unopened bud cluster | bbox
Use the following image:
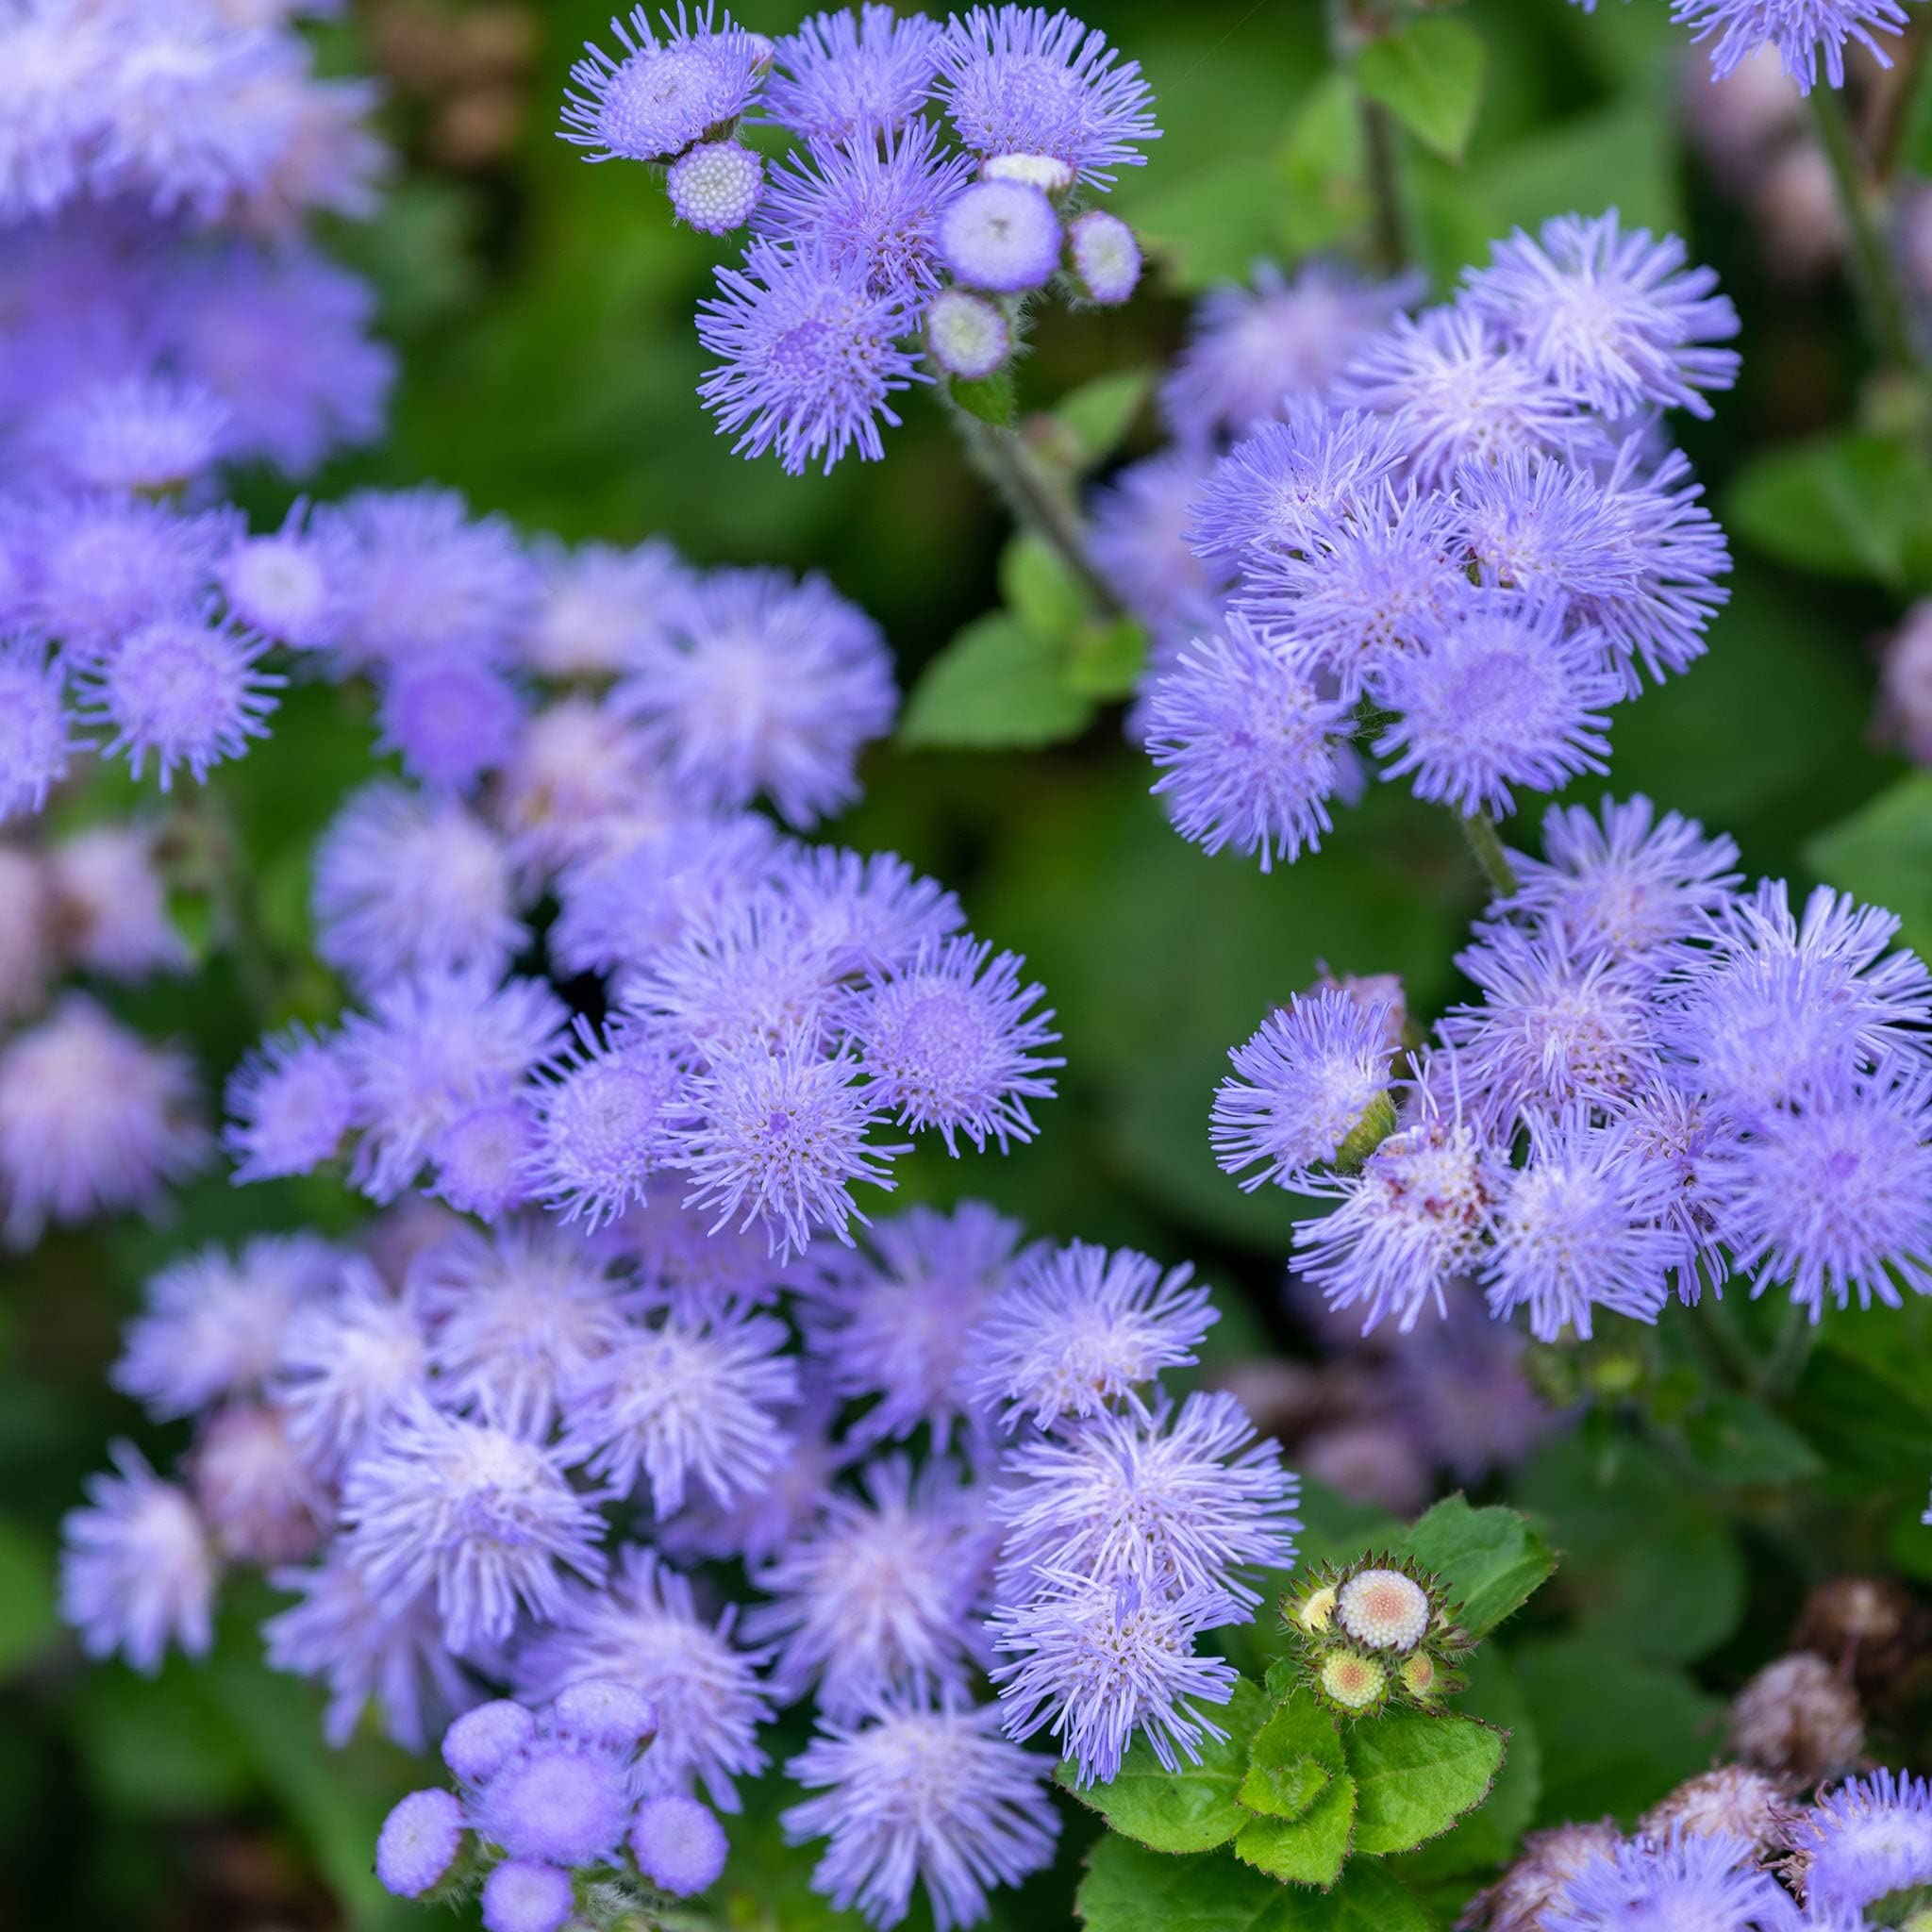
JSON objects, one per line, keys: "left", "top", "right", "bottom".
{"left": 1277, "top": 1554, "right": 1471, "bottom": 1718}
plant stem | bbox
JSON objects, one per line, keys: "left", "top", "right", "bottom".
{"left": 956, "top": 414, "right": 1126, "bottom": 618}
{"left": 1755, "top": 1298, "right": 1818, "bottom": 1404}
{"left": 1807, "top": 84, "right": 1921, "bottom": 375}
{"left": 1358, "top": 93, "right": 1412, "bottom": 275}
{"left": 1457, "top": 810, "right": 1519, "bottom": 898}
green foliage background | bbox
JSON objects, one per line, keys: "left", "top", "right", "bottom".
{"left": 6, "top": 2, "right": 1932, "bottom": 1926}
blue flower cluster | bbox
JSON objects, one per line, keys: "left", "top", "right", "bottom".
{"left": 60, "top": 1197, "right": 1295, "bottom": 1930}
{"left": 1125, "top": 213, "right": 1736, "bottom": 861}
{"left": 560, "top": 5, "right": 1158, "bottom": 471}
{"left": 1572, "top": 0, "right": 1914, "bottom": 93}
{"left": 0, "top": 0, "right": 394, "bottom": 815}
{"left": 1216, "top": 793, "right": 1932, "bottom": 1343}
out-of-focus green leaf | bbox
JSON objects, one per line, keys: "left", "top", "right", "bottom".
{"left": 1807, "top": 773, "right": 1932, "bottom": 963}
{"left": 899, "top": 614, "right": 1094, "bottom": 749}
{"left": 72, "top": 1663, "right": 258, "bottom": 1820}
{"left": 1682, "top": 1394, "right": 1824, "bottom": 1486}
{"left": 1513, "top": 1641, "right": 1723, "bottom": 1825}
{"left": 1054, "top": 370, "right": 1155, "bottom": 470}
{"left": 1356, "top": 19, "right": 1489, "bottom": 162}
{"left": 1342, "top": 1708, "right": 1505, "bottom": 1855}
{"left": 1279, "top": 73, "right": 1372, "bottom": 257}
{"left": 951, "top": 369, "right": 1019, "bottom": 426}
{"left": 1066, "top": 617, "right": 1149, "bottom": 698}
{"left": 0, "top": 1518, "right": 58, "bottom": 1674}
{"left": 1002, "top": 533, "right": 1089, "bottom": 644}
{"left": 1727, "top": 432, "right": 1932, "bottom": 588}
{"left": 1795, "top": 1343, "right": 1932, "bottom": 1484}
{"left": 1055, "top": 1675, "right": 1270, "bottom": 1852}
{"left": 1397, "top": 1496, "right": 1556, "bottom": 1639}
{"left": 1474, "top": 99, "right": 1680, "bottom": 240}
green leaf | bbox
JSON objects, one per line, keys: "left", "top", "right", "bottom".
{"left": 1233, "top": 1772, "right": 1357, "bottom": 1887}
{"left": 1794, "top": 1342, "right": 1932, "bottom": 1485}
{"left": 1342, "top": 1709, "right": 1505, "bottom": 1856}
{"left": 1397, "top": 1495, "right": 1556, "bottom": 1639}
{"left": 1682, "top": 1393, "right": 1824, "bottom": 1486}
{"left": 950, "top": 368, "right": 1018, "bottom": 426}
{"left": 1807, "top": 773, "right": 1932, "bottom": 967}
{"left": 1513, "top": 1640, "right": 1724, "bottom": 1825}
{"left": 1054, "top": 369, "right": 1155, "bottom": 470}
{"left": 1355, "top": 18, "right": 1488, "bottom": 162}
{"left": 1077, "top": 1835, "right": 1428, "bottom": 1932}
{"left": 1727, "top": 432, "right": 1932, "bottom": 588}
{"left": 1472, "top": 99, "right": 1680, "bottom": 245}
{"left": 1000, "top": 534, "right": 1089, "bottom": 645}
{"left": 899, "top": 614, "right": 1094, "bottom": 751}
{"left": 1240, "top": 1690, "right": 1347, "bottom": 1823}
{"left": 0, "top": 1519, "right": 58, "bottom": 1674}
{"left": 1394, "top": 1648, "right": 1541, "bottom": 1880}
{"left": 1066, "top": 617, "right": 1149, "bottom": 699}
{"left": 1056, "top": 1676, "right": 1270, "bottom": 1853}
{"left": 1278, "top": 74, "right": 1370, "bottom": 256}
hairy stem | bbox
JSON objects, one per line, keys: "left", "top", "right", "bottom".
{"left": 1358, "top": 93, "right": 1412, "bottom": 275}
{"left": 956, "top": 414, "right": 1126, "bottom": 618}
{"left": 1808, "top": 85, "right": 1921, "bottom": 375}
{"left": 1457, "top": 810, "right": 1520, "bottom": 899}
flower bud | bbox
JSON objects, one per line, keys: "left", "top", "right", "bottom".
{"left": 1730, "top": 1651, "right": 1864, "bottom": 1784}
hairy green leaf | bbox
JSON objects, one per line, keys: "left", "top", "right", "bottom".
{"left": 1398, "top": 1495, "right": 1556, "bottom": 1638}
{"left": 1342, "top": 1709, "right": 1505, "bottom": 1855}
{"left": 1233, "top": 1771, "right": 1356, "bottom": 1886}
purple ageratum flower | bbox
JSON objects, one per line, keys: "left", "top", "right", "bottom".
{"left": 936, "top": 178, "right": 1061, "bottom": 292}
{"left": 615, "top": 566, "right": 896, "bottom": 826}
{"left": 1335, "top": 303, "right": 1601, "bottom": 487}
{"left": 1544, "top": 1826, "right": 1794, "bottom": 1932}
{"left": 1144, "top": 616, "right": 1353, "bottom": 870}
{"left": 216, "top": 501, "right": 348, "bottom": 651}
{"left": 0, "top": 995, "right": 208, "bottom": 1247}
{"left": 1188, "top": 397, "right": 1411, "bottom": 570}
{"left": 667, "top": 138, "right": 764, "bottom": 233}
{"left": 630, "top": 1794, "right": 729, "bottom": 1897}
{"left": 1456, "top": 450, "right": 1641, "bottom": 606}
{"left": 1212, "top": 987, "right": 1400, "bottom": 1193}
{"left": 375, "top": 652, "right": 529, "bottom": 794}
{"left": 1069, "top": 208, "right": 1141, "bottom": 303}
{"left": 601, "top": 1197, "right": 793, "bottom": 1319}
{"left": 312, "top": 781, "right": 525, "bottom": 993}
{"left": 658, "top": 1389, "right": 847, "bottom": 1567}
{"left": 1672, "top": 0, "right": 1910, "bottom": 92}
{"left": 312, "top": 488, "right": 538, "bottom": 675}
{"left": 696, "top": 242, "right": 928, "bottom": 475}
{"left": 76, "top": 605, "right": 282, "bottom": 791}
{"left": 264, "top": 1547, "right": 481, "bottom": 1750}
{"left": 1160, "top": 258, "right": 1421, "bottom": 446}
{"left": 766, "top": 7, "right": 943, "bottom": 148}
{"left": 1573, "top": 442, "right": 1732, "bottom": 693}
{"left": 479, "top": 1860, "right": 574, "bottom": 1932}
{"left": 515, "top": 1545, "right": 774, "bottom": 1810}
{"left": 562, "top": 1305, "right": 798, "bottom": 1517}
{"left": 48, "top": 824, "right": 190, "bottom": 981}
{"left": 1371, "top": 591, "right": 1620, "bottom": 819}
{"left": 757, "top": 121, "right": 974, "bottom": 298}
{"left": 781, "top": 1696, "right": 1060, "bottom": 1932}
{"left": 443, "top": 1699, "right": 538, "bottom": 1783}
{"left": 375, "top": 1787, "right": 466, "bottom": 1900}
{"left": 1087, "top": 447, "right": 1228, "bottom": 632}
{"left": 969, "top": 1239, "right": 1219, "bottom": 1432}
{"left": 683, "top": 1035, "right": 900, "bottom": 1259}
{"left": 800, "top": 1200, "right": 1027, "bottom": 1449}
{"left": 41, "top": 375, "right": 232, "bottom": 494}
{"left": 1239, "top": 482, "right": 1467, "bottom": 697}
{"left": 492, "top": 699, "right": 673, "bottom": 881}
{"left": 341, "top": 1403, "right": 608, "bottom": 1655}
{"left": 524, "top": 1016, "right": 693, "bottom": 1229}
{"left": 550, "top": 812, "right": 784, "bottom": 986}
{"left": 336, "top": 966, "right": 568, "bottom": 1203}
{"left": 189, "top": 1402, "right": 323, "bottom": 1567}
{"left": 935, "top": 7, "right": 1158, "bottom": 188}
{"left": 560, "top": 4, "right": 768, "bottom": 164}
{"left": 849, "top": 937, "right": 1063, "bottom": 1155}
{"left": 112, "top": 1233, "right": 339, "bottom": 1422}
{"left": 0, "top": 3, "right": 115, "bottom": 220}
{"left": 24, "top": 491, "right": 238, "bottom": 656}
{"left": 1500, "top": 793, "right": 1742, "bottom": 967}
{"left": 164, "top": 242, "right": 394, "bottom": 475}
{"left": 1705, "top": 1065, "right": 1932, "bottom": 1316}
{"left": 1295, "top": 1095, "right": 1508, "bottom": 1333}
{"left": 273, "top": 1260, "right": 431, "bottom": 1476}
{"left": 992, "top": 1391, "right": 1300, "bottom": 1607}
{"left": 990, "top": 1571, "right": 1241, "bottom": 1787}
{"left": 1482, "top": 1108, "right": 1673, "bottom": 1341}
{"left": 1613, "top": 1076, "right": 1736, "bottom": 1303}
{"left": 747, "top": 1457, "right": 995, "bottom": 1718}
{"left": 412, "top": 1221, "right": 640, "bottom": 1436}
{"left": 430, "top": 1095, "right": 540, "bottom": 1222}
{"left": 472, "top": 1734, "right": 636, "bottom": 1869}
{"left": 0, "top": 636, "right": 83, "bottom": 821}
{"left": 223, "top": 1023, "right": 357, "bottom": 1183}
{"left": 1463, "top": 210, "right": 1740, "bottom": 419}
{"left": 624, "top": 891, "right": 846, "bottom": 1063}
{"left": 59, "top": 1442, "right": 217, "bottom": 1676}
{"left": 772, "top": 844, "right": 966, "bottom": 978}
{"left": 1790, "top": 1768, "right": 1932, "bottom": 1911}
{"left": 523, "top": 537, "right": 694, "bottom": 680}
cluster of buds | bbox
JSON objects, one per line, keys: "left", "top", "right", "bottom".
{"left": 1277, "top": 1554, "right": 1473, "bottom": 1718}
